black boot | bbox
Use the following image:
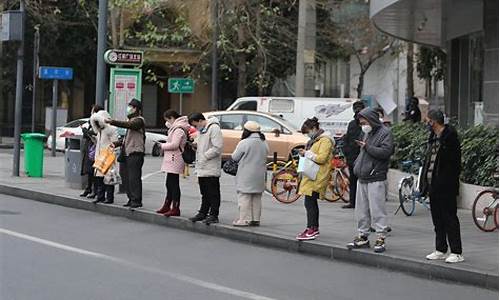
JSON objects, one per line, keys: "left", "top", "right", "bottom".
{"left": 80, "top": 190, "right": 90, "bottom": 197}
{"left": 203, "top": 215, "right": 219, "bottom": 225}
{"left": 189, "top": 213, "right": 207, "bottom": 222}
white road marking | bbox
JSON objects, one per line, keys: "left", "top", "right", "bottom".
{"left": 0, "top": 228, "right": 277, "bottom": 300}
{"left": 141, "top": 170, "right": 163, "bottom": 180}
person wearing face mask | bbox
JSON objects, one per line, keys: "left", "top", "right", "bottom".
{"left": 90, "top": 109, "right": 119, "bottom": 204}
{"left": 421, "top": 110, "right": 464, "bottom": 263}
{"left": 347, "top": 108, "right": 394, "bottom": 253}
{"left": 341, "top": 100, "right": 365, "bottom": 209}
{"left": 296, "top": 117, "right": 334, "bottom": 241}
{"left": 106, "top": 99, "right": 146, "bottom": 209}
{"left": 187, "top": 112, "right": 224, "bottom": 225}
{"left": 155, "top": 110, "right": 190, "bottom": 217}
{"left": 79, "top": 104, "right": 102, "bottom": 199}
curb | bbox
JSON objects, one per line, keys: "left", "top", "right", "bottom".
{"left": 0, "top": 183, "right": 497, "bottom": 290}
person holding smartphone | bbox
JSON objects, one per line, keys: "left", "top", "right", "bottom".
{"left": 341, "top": 100, "right": 365, "bottom": 209}
{"left": 346, "top": 108, "right": 394, "bottom": 253}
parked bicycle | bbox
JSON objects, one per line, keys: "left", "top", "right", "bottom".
{"left": 265, "top": 149, "right": 302, "bottom": 204}
{"left": 472, "top": 174, "right": 499, "bottom": 232}
{"left": 324, "top": 139, "right": 349, "bottom": 203}
{"left": 396, "top": 158, "right": 430, "bottom": 216}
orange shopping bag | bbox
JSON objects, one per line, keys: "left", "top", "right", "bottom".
{"left": 93, "top": 146, "right": 116, "bottom": 175}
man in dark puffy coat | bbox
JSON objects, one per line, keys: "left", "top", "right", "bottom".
{"left": 422, "top": 110, "right": 464, "bottom": 264}
{"left": 341, "top": 101, "right": 365, "bottom": 209}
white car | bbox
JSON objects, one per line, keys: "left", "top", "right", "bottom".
{"left": 46, "top": 118, "right": 167, "bottom": 156}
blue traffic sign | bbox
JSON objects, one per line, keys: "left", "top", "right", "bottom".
{"left": 39, "top": 66, "right": 73, "bottom": 80}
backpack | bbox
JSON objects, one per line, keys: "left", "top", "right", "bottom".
{"left": 173, "top": 127, "right": 196, "bottom": 164}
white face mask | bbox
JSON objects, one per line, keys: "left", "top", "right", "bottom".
{"left": 126, "top": 106, "right": 135, "bottom": 115}
{"left": 361, "top": 124, "right": 372, "bottom": 134}
{"left": 379, "top": 118, "right": 384, "bottom": 123}
{"left": 165, "top": 121, "right": 171, "bottom": 129}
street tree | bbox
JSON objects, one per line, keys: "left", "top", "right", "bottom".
{"left": 323, "top": 0, "right": 396, "bottom": 98}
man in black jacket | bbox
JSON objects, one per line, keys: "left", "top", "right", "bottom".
{"left": 423, "top": 110, "right": 463, "bottom": 263}
{"left": 341, "top": 100, "right": 365, "bottom": 209}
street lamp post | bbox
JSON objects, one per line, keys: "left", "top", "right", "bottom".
{"left": 95, "top": 0, "right": 108, "bottom": 107}
{"left": 12, "top": 0, "right": 25, "bottom": 176}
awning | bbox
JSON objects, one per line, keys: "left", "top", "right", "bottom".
{"left": 370, "top": 0, "right": 443, "bottom": 47}
{"left": 370, "top": 0, "right": 484, "bottom": 48}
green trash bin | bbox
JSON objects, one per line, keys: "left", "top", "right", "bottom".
{"left": 21, "top": 133, "right": 46, "bottom": 177}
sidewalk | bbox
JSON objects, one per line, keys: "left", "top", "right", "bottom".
{"left": 0, "top": 150, "right": 497, "bottom": 289}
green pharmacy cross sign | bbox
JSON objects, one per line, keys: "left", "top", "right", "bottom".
{"left": 168, "top": 78, "right": 195, "bottom": 94}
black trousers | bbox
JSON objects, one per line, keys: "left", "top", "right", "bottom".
{"left": 348, "top": 164, "right": 357, "bottom": 207}
{"left": 430, "top": 194, "right": 462, "bottom": 254}
{"left": 198, "top": 177, "right": 221, "bottom": 217}
{"left": 125, "top": 153, "right": 144, "bottom": 205}
{"left": 166, "top": 173, "right": 181, "bottom": 203}
{"left": 304, "top": 192, "right": 320, "bottom": 228}
{"left": 96, "top": 177, "right": 115, "bottom": 201}
{"left": 84, "top": 169, "right": 96, "bottom": 193}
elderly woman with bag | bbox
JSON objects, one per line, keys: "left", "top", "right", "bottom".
{"left": 296, "top": 117, "right": 334, "bottom": 240}
{"left": 156, "top": 110, "right": 190, "bottom": 217}
{"left": 230, "top": 121, "right": 269, "bottom": 226}
{"left": 90, "top": 110, "right": 119, "bottom": 204}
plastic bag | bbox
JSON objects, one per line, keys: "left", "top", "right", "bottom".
{"left": 93, "top": 147, "right": 116, "bottom": 175}
{"left": 298, "top": 156, "right": 319, "bottom": 180}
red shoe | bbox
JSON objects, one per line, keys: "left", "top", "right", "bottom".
{"left": 164, "top": 202, "right": 180, "bottom": 217}
{"left": 156, "top": 198, "right": 172, "bottom": 214}
{"left": 296, "top": 227, "right": 319, "bottom": 241}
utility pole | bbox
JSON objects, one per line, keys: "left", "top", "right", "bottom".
{"left": 31, "top": 26, "right": 40, "bottom": 132}
{"left": 12, "top": 0, "right": 25, "bottom": 176}
{"left": 210, "top": 0, "right": 218, "bottom": 109}
{"left": 95, "top": 0, "right": 108, "bottom": 107}
{"left": 295, "top": 0, "right": 316, "bottom": 97}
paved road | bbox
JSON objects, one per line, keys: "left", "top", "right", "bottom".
{"left": 1, "top": 195, "right": 496, "bottom": 300}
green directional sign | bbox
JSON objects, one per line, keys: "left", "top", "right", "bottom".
{"left": 168, "top": 78, "right": 194, "bottom": 94}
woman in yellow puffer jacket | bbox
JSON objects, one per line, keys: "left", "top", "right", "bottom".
{"left": 296, "top": 117, "right": 334, "bottom": 241}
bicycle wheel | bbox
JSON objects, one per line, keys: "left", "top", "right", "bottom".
{"left": 472, "top": 189, "right": 498, "bottom": 232}
{"left": 333, "top": 169, "right": 350, "bottom": 203}
{"left": 265, "top": 161, "right": 287, "bottom": 193}
{"left": 398, "top": 177, "right": 416, "bottom": 216}
{"left": 495, "top": 206, "right": 499, "bottom": 230}
{"left": 324, "top": 172, "right": 341, "bottom": 202}
{"left": 271, "top": 169, "right": 301, "bottom": 204}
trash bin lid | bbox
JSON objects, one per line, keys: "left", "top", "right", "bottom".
{"left": 21, "top": 133, "right": 46, "bottom": 140}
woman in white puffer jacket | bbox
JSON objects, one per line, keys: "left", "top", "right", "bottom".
{"left": 90, "top": 110, "right": 118, "bottom": 204}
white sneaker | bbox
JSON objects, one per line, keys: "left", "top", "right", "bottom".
{"left": 426, "top": 251, "right": 447, "bottom": 260}
{"left": 445, "top": 253, "right": 465, "bottom": 263}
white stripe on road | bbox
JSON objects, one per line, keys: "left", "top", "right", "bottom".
{"left": 0, "top": 228, "right": 277, "bottom": 300}
{"left": 141, "top": 170, "right": 163, "bottom": 180}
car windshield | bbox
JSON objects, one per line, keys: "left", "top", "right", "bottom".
{"left": 65, "top": 119, "right": 87, "bottom": 128}
{"left": 272, "top": 115, "right": 299, "bottom": 131}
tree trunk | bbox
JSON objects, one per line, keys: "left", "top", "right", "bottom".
{"left": 119, "top": 7, "right": 125, "bottom": 47}
{"left": 255, "top": 4, "right": 264, "bottom": 96}
{"left": 110, "top": 8, "right": 118, "bottom": 48}
{"left": 356, "top": 70, "right": 365, "bottom": 98}
{"left": 237, "top": 12, "right": 247, "bottom": 98}
{"left": 406, "top": 42, "right": 414, "bottom": 97}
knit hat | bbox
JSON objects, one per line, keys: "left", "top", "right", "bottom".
{"left": 243, "top": 121, "right": 260, "bottom": 132}
{"left": 128, "top": 98, "right": 142, "bottom": 110}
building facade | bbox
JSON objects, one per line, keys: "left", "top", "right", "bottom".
{"left": 370, "top": 0, "right": 498, "bottom": 126}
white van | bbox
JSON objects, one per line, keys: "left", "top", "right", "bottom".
{"left": 226, "top": 97, "right": 359, "bottom": 136}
